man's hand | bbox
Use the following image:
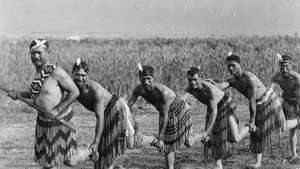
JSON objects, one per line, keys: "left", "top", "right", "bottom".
{"left": 246, "top": 122, "right": 257, "bottom": 133}
{"left": 48, "top": 109, "right": 60, "bottom": 119}
{"left": 205, "top": 79, "right": 217, "bottom": 85}
{"left": 201, "top": 132, "right": 210, "bottom": 144}
{"left": 7, "top": 89, "right": 18, "bottom": 100}
{"left": 151, "top": 138, "right": 165, "bottom": 152}
{"left": 89, "top": 143, "right": 99, "bottom": 162}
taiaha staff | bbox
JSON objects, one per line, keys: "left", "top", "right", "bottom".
{"left": 0, "top": 84, "right": 76, "bottom": 132}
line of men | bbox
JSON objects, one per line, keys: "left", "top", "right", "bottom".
{"left": 6, "top": 39, "right": 300, "bottom": 169}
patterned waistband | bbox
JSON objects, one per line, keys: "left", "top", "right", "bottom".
{"left": 256, "top": 89, "right": 276, "bottom": 104}
{"left": 37, "top": 109, "right": 74, "bottom": 122}
{"left": 218, "top": 92, "right": 232, "bottom": 107}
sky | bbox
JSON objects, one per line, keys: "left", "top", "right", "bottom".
{"left": 0, "top": 0, "right": 300, "bottom": 37}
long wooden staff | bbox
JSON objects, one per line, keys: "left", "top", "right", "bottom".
{"left": 0, "top": 84, "right": 76, "bottom": 132}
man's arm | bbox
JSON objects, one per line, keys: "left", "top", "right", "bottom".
{"left": 248, "top": 77, "right": 257, "bottom": 125}
{"left": 181, "top": 86, "right": 191, "bottom": 101}
{"left": 92, "top": 92, "right": 105, "bottom": 150}
{"left": 128, "top": 86, "right": 141, "bottom": 114}
{"left": 295, "top": 78, "right": 300, "bottom": 105}
{"left": 158, "top": 102, "right": 169, "bottom": 141}
{"left": 51, "top": 67, "right": 79, "bottom": 115}
{"left": 269, "top": 73, "right": 279, "bottom": 90}
{"left": 127, "top": 86, "right": 141, "bottom": 132}
{"left": 204, "top": 88, "right": 218, "bottom": 139}
{"left": 19, "top": 91, "right": 31, "bottom": 99}
{"left": 212, "top": 79, "right": 231, "bottom": 90}
{"left": 7, "top": 90, "right": 31, "bottom": 100}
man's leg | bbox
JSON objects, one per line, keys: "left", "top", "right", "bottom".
{"left": 108, "top": 160, "right": 115, "bottom": 169}
{"left": 66, "top": 146, "right": 91, "bottom": 166}
{"left": 215, "top": 159, "right": 223, "bottom": 169}
{"left": 290, "top": 127, "right": 298, "bottom": 159}
{"left": 228, "top": 115, "right": 250, "bottom": 143}
{"left": 185, "top": 127, "right": 203, "bottom": 147}
{"left": 285, "top": 119, "right": 299, "bottom": 161}
{"left": 165, "top": 152, "right": 175, "bottom": 169}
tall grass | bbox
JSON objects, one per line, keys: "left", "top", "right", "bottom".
{"left": 1, "top": 35, "right": 300, "bottom": 104}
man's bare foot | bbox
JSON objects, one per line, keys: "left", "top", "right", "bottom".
{"left": 288, "top": 156, "right": 300, "bottom": 164}
{"left": 246, "top": 163, "right": 261, "bottom": 169}
{"left": 65, "top": 145, "right": 91, "bottom": 166}
{"left": 185, "top": 134, "right": 202, "bottom": 147}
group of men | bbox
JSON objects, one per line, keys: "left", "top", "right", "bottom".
{"left": 6, "top": 39, "right": 300, "bottom": 169}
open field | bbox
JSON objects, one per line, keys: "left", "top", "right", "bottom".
{"left": 0, "top": 36, "right": 300, "bottom": 168}
{"left": 0, "top": 99, "right": 299, "bottom": 169}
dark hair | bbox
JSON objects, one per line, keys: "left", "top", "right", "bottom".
{"left": 226, "top": 55, "right": 241, "bottom": 64}
{"left": 29, "top": 39, "right": 49, "bottom": 51}
{"left": 139, "top": 65, "right": 155, "bottom": 77}
{"left": 72, "top": 60, "right": 89, "bottom": 74}
{"left": 187, "top": 67, "right": 200, "bottom": 76}
{"left": 281, "top": 55, "right": 292, "bottom": 62}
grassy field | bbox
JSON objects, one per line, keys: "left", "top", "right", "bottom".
{"left": 0, "top": 98, "right": 299, "bottom": 169}
{"left": 0, "top": 36, "right": 300, "bottom": 169}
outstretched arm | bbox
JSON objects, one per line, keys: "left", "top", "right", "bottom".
{"left": 207, "top": 79, "right": 231, "bottom": 90}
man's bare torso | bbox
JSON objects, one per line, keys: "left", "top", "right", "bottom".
{"left": 187, "top": 80, "right": 224, "bottom": 105}
{"left": 77, "top": 80, "right": 112, "bottom": 112}
{"left": 228, "top": 71, "right": 266, "bottom": 100}
{"left": 137, "top": 83, "right": 176, "bottom": 112}
{"left": 272, "top": 71, "right": 300, "bottom": 99}
{"left": 34, "top": 71, "right": 66, "bottom": 111}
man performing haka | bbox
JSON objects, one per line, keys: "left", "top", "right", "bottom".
{"left": 269, "top": 54, "right": 300, "bottom": 164}
{"left": 71, "top": 59, "right": 154, "bottom": 169}
{"left": 127, "top": 64, "right": 202, "bottom": 169}
{"left": 7, "top": 39, "right": 90, "bottom": 169}
{"left": 209, "top": 54, "right": 286, "bottom": 169}
{"left": 182, "top": 66, "right": 256, "bottom": 169}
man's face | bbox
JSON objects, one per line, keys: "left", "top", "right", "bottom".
{"left": 227, "top": 60, "right": 241, "bottom": 77}
{"left": 140, "top": 75, "right": 154, "bottom": 92}
{"left": 279, "top": 62, "right": 292, "bottom": 77}
{"left": 30, "top": 48, "right": 48, "bottom": 67}
{"left": 187, "top": 73, "right": 200, "bottom": 89}
{"left": 72, "top": 68, "right": 88, "bottom": 89}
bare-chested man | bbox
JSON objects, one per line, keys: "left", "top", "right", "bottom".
{"left": 269, "top": 54, "right": 300, "bottom": 163}
{"left": 7, "top": 39, "right": 89, "bottom": 169}
{"left": 210, "top": 54, "right": 286, "bottom": 169}
{"left": 127, "top": 64, "right": 202, "bottom": 169}
{"left": 182, "top": 66, "right": 256, "bottom": 169}
{"left": 71, "top": 59, "right": 154, "bottom": 169}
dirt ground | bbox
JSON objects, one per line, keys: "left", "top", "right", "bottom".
{"left": 0, "top": 99, "right": 300, "bottom": 169}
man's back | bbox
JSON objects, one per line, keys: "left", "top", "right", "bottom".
{"left": 136, "top": 83, "right": 176, "bottom": 111}
{"left": 77, "top": 79, "right": 112, "bottom": 112}
{"left": 228, "top": 71, "right": 266, "bottom": 100}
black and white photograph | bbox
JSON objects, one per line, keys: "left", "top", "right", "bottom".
{"left": 0, "top": 0, "right": 300, "bottom": 169}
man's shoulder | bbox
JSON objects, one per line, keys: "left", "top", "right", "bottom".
{"left": 244, "top": 71, "right": 261, "bottom": 82}
{"left": 89, "top": 80, "right": 106, "bottom": 91}
{"left": 244, "top": 71, "right": 258, "bottom": 78}
{"left": 271, "top": 72, "right": 281, "bottom": 80}
{"left": 290, "top": 71, "right": 300, "bottom": 81}
{"left": 156, "top": 83, "right": 174, "bottom": 92}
